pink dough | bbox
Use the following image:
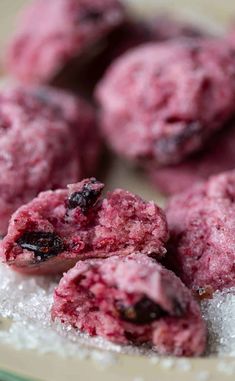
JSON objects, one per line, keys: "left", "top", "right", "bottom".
{"left": 52, "top": 253, "right": 206, "bottom": 356}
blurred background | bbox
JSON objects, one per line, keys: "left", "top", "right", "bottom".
{"left": 1, "top": 0, "right": 235, "bottom": 201}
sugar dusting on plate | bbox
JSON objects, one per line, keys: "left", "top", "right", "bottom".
{"left": 0, "top": 263, "right": 152, "bottom": 361}
{"left": 0, "top": 262, "right": 235, "bottom": 361}
{"left": 0, "top": 263, "right": 116, "bottom": 363}
{"left": 201, "top": 287, "right": 235, "bottom": 356}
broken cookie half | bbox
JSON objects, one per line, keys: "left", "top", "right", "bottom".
{"left": 0, "top": 178, "right": 168, "bottom": 275}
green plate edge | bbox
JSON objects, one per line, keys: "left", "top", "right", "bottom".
{"left": 0, "top": 370, "right": 37, "bottom": 381}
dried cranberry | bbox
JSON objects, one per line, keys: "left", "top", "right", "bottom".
{"left": 17, "top": 231, "right": 64, "bottom": 261}
{"left": 67, "top": 180, "right": 102, "bottom": 213}
{"left": 116, "top": 296, "right": 168, "bottom": 325}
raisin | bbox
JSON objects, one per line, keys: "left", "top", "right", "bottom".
{"left": 17, "top": 231, "right": 64, "bottom": 262}
{"left": 116, "top": 296, "right": 168, "bottom": 325}
{"left": 67, "top": 180, "right": 102, "bottom": 213}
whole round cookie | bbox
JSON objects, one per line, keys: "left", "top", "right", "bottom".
{"left": 1, "top": 178, "right": 168, "bottom": 275}
{"left": 166, "top": 170, "right": 235, "bottom": 292}
{"left": 149, "top": 120, "right": 235, "bottom": 195}
{"left": 52, "top": 253, "right": 206, "bottom": 356}
{"left": 96, "top": 39, "right": 235, "bottom": 165}
{"left": 0, "top": 85, "right": 99, "bottom": 235}
{"left": 7, "top": 0, "right": 125, "bottom": 84}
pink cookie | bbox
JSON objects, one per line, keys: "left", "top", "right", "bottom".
{"left": 96, "top": 39, "right": 235, "bottom": 165}
{"left": 7, "top": 0, "right": 125, "bottom": 84}
{"left": 52, "top": 254, "right": 206, "bottom": 356}
{"left": 1, "top": 178, "right": 168, "bottom": 275}
{"left": 149, "top": 120, "right": 235, "bottom": 195}
{"left": 0, "top": 85, "right": 100, "bottom": 234}
{"left": 166, "top": 170, "right": 235, "bottom": 292}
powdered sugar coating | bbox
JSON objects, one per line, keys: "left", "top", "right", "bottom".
{"left": 96, "top": 39, "right": 235, "bottom": 165}
{"left": 166, "top": 170, "right": 235, "bottom": 291}
{"left": 52, "top": 254, "right": 206, "bottom": 356}
{"left": 0, "top": 84, "right": 100, "bottom": 234}
{"left": 0, "top": 178, "right": 168, "bottom": 275}
{"left": 149, "top": 120, "right": 235, "bottom": 195}
{"left": 7, "top": 0, "right": 125, "bottom": 84}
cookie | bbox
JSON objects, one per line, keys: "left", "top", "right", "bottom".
{"left": 149, "top": 120, "right": 235, "bottom": 195}
{"left": 7, "top": 0, "right": 125, "bottom": 84}
{"left": 166, "top": 170, "right": 235, "bottom": 292}
{"left": 96, "top": 39, "right": 235, "bottom": 165}
{"left": 1, "top": 178, "right": 168, "bottom": 275}
{"left": 0, "top": 85, "right": 100, "bottom": 235}
{"left": 52, "top": 253, "right": 206, "bottom": 356}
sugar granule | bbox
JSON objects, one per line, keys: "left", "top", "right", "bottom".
{"left": 201, "top": 287, "right": 235, "bottom": 356}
